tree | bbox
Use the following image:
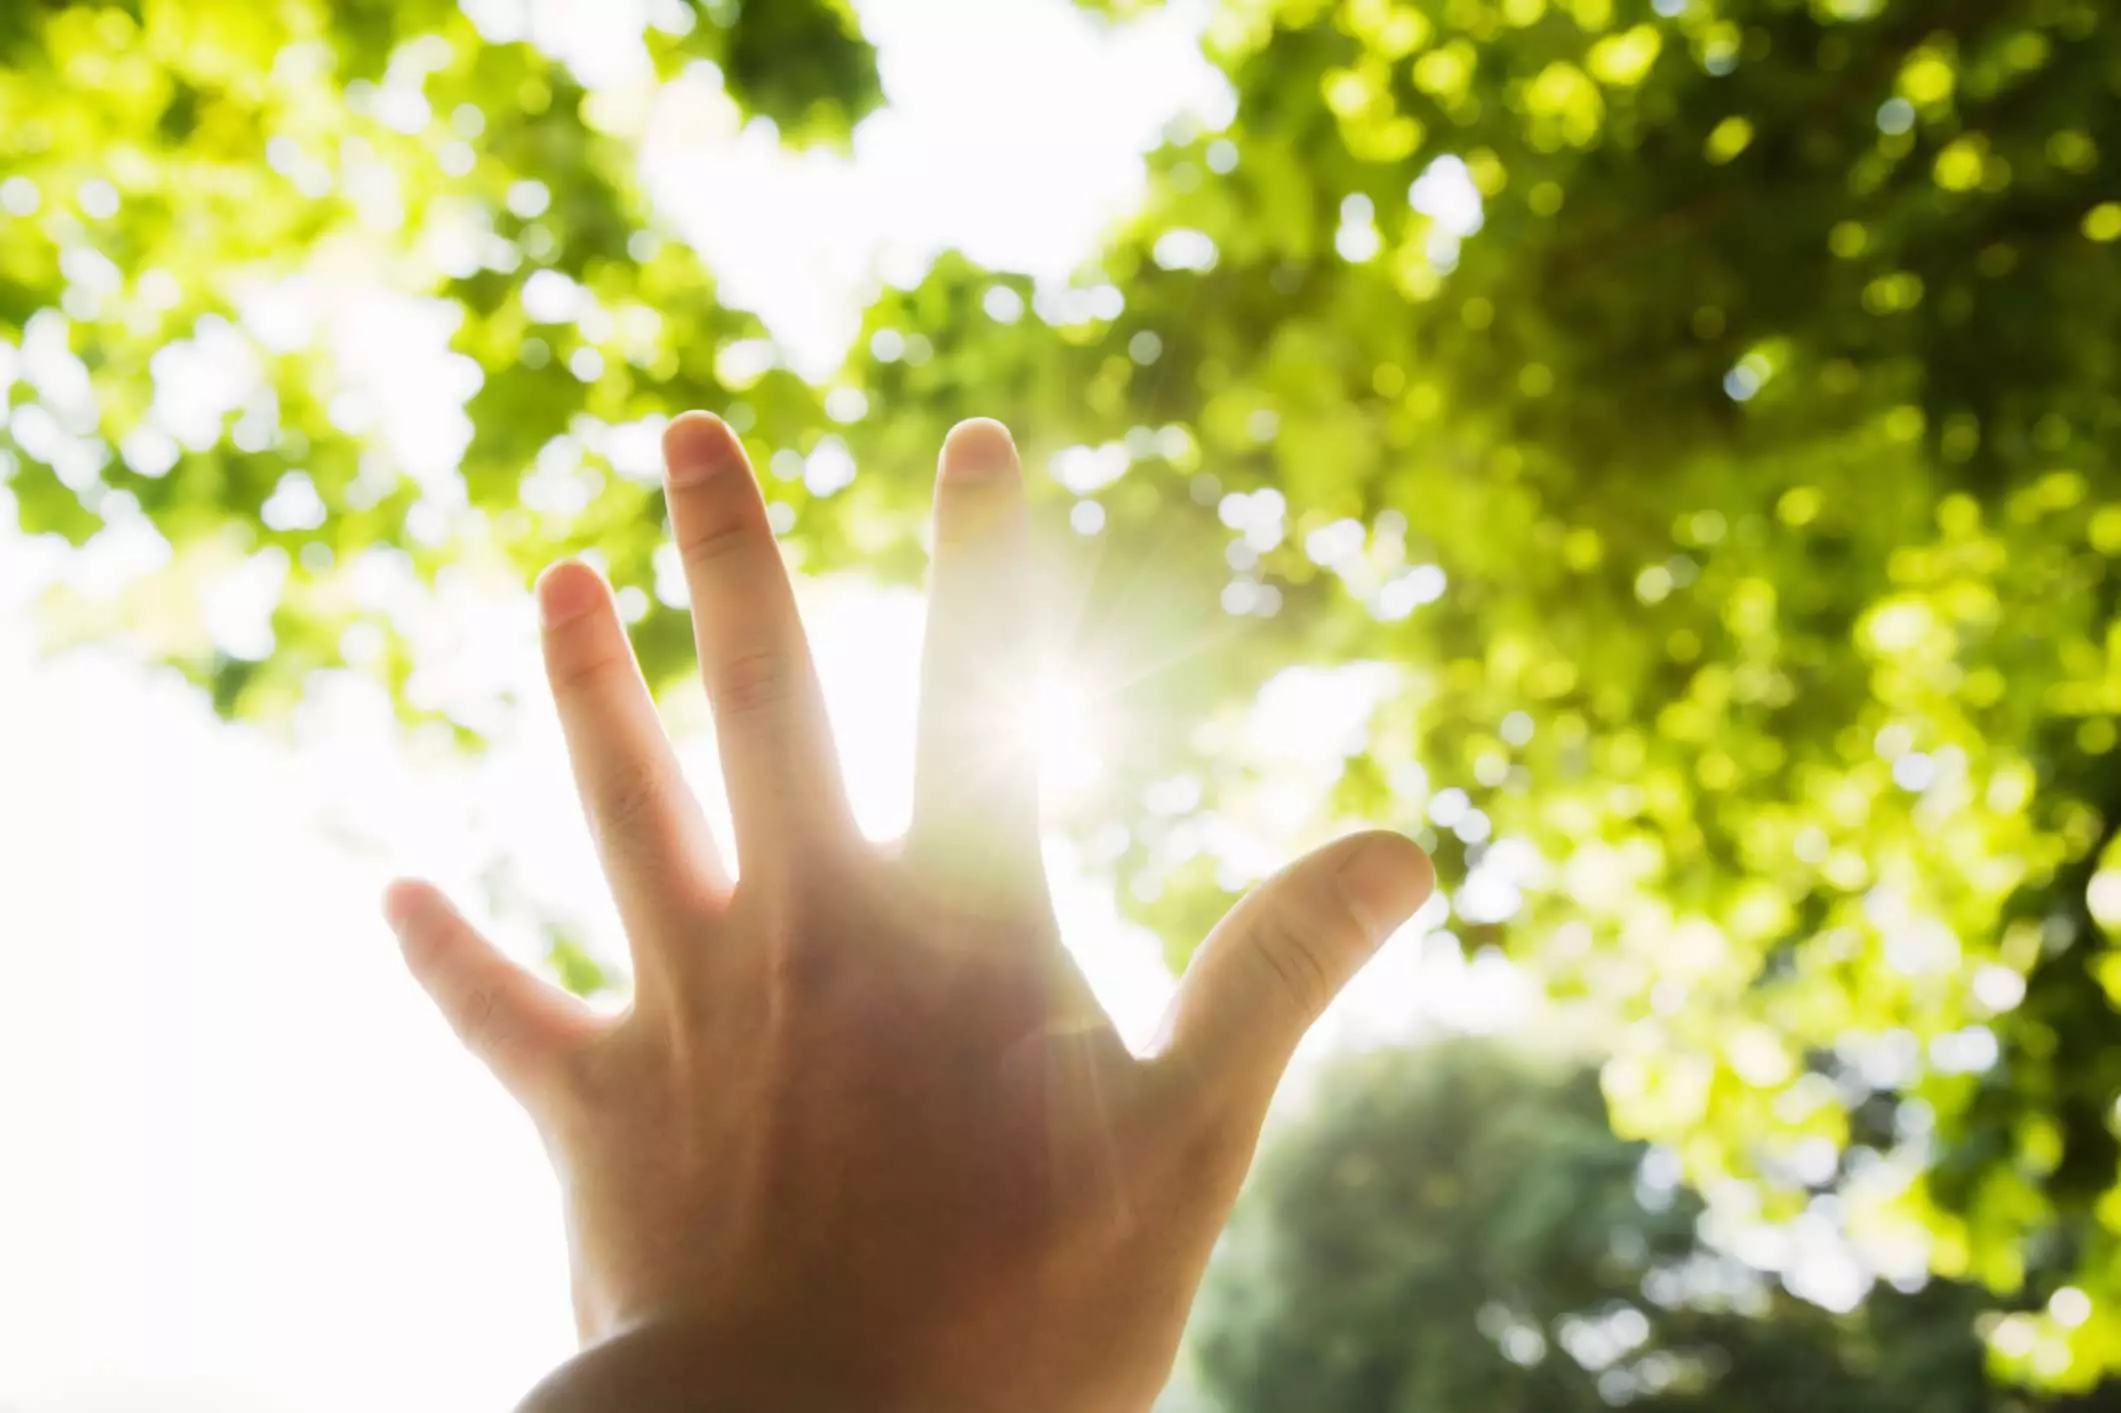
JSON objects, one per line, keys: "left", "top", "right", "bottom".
{"left": 835, "top": 0, "right": 2121, "bottom": 1386}
{"left": 1190, "top": 1040, "right": 2110, "bottom": 1413}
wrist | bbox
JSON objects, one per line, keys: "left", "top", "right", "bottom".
{"left": 520, "top": 1312, "right": 1153, "bottom": 1413}
{"left": 517, "top": 1321, "right": 754, "bottom": 1413}
{"left": 520, "top": 1316, "right": 933, "bottom": 1413}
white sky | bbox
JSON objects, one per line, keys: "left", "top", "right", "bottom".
{"left": 0, "top": 3, "right": 1528, "bottom": 1409}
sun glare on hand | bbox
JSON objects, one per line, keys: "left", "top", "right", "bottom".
{"left": 1025, "top": 673, "right": 1104, "bottom": 807}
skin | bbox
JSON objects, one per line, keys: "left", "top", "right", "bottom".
{"left": 383, "top": 412, "right": 1435, "bottom": 1413}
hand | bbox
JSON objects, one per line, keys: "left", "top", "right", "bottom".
{"left": 383, "top": 413, "right": 1434, "bottom": 1413}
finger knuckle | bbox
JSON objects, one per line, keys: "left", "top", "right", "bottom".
{"left": 677, "top": 516, "right": 759, "bottom": 572}
{"left": 545, "top": 639, "right": 627, "bottom": 698}
{"left": 1245, "top": 895, "right": 1338, "bottom": 1017}
{"left": 596, "top": 762, "right": 672, "bottom": 838}
{"left": 546, "top": 1030, "right": 619, "bottom": 1113}
{"left": 454, "top": 983, "right": 509, "bottom": 1059}
{"left": 710, "top": 649, "right": 801, "bottom": 719}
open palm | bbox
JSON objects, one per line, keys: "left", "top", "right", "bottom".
{"left": 384, "top": 412, "right": 1434, "bottom": 1413}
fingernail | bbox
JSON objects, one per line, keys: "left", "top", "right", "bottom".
{"left": 663, "top": 411, "right": 734, "bottom": 487}
{"left": 1334, "top": 833, "right": 1435, "bottom": 938}
{"left": 536, "top": 561, "right": 599, "bottom": 628}
{"left": 938, "top": 417, "right": 1018, "bottom": 483}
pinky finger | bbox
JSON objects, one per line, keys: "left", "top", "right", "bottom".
{"left": 383, "top": 878, "right": 601, "bottom": 1104}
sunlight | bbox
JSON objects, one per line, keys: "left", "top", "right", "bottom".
{"left": 945, "top": 664, "right": 1110, "bottom": 814}
{"left": 1029, "top": 672, "right": 1104, "bottom": 806}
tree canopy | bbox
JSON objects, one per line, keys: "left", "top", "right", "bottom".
{"left": 840, "top": 0, "right": 2121, "bottom": 1387}
{"left": 0, "top": 0, "right": 873, "bottom": 723}
{"left": 6, "top": 0, "right": 2121, "bottom": 1388}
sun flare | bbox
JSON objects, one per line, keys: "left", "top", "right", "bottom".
{"left": 1026, "top": 673, "right": 1104, "bottom": 806}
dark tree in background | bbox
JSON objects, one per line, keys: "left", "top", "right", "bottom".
{"left": 1190, "top": 1041, "right": 2114, "bottom": 1413}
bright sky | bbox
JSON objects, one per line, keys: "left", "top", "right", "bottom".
{"left": 0, "top": 3, "right": 1528, "bottom": 1409}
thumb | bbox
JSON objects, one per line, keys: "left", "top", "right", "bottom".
{"left": 1157, "top": 831, "right": 1433, "bottom": 1104}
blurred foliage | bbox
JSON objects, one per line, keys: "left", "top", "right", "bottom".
{"left": 837, "top": 0, "right": 2121, "bottom": 1388}
{"left": 9, "top": 0, "right": 2121, "bottom": 1388}
{"left": 0, "top": 0, "right": 875, "bottom": 726}
{"left": 1189, "top": 1040, "right": 2121, "bottom": 1412}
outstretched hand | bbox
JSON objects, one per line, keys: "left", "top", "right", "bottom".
{"left": 384, "top": 413, "right": 1434, "bottom": 1413}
